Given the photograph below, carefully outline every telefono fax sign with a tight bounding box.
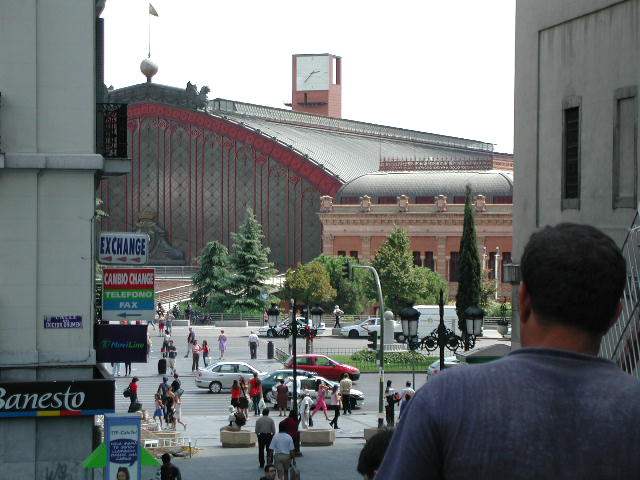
[102,268,155,322]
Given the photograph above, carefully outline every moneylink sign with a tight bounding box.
[102,268,155,322]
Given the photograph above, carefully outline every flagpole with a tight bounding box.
[148,9,151,58]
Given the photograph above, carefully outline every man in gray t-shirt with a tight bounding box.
[376,223,640,479]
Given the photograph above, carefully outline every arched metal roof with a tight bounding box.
[336,170,513,202]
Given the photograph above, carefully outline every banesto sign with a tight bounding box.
[0,380,114,417]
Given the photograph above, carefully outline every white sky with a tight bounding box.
[102,0,516,153]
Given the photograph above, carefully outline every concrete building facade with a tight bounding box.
[0,2,122,477]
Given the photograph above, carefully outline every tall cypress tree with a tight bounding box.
[226,208,275,312]
[455,184,482,331]
[191,241,230,311]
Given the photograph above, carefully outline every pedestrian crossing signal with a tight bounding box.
[367,331,377,351]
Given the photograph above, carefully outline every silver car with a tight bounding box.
[194,361,265,393]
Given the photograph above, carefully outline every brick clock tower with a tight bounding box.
[290,53,342,118]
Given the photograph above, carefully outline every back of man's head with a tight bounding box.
[279,423,287,433]
[357,429,395,479]
[521,223,625,333]
[161,453,171,465]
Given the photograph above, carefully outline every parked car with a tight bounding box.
[259,368,318,397]
[270,375,365,409]
[283,354,360,381]
[340,317,401,338]
[258,317,326,337]
[425,356,465,381]
[195,361,266,393]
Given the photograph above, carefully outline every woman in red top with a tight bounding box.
[231,379,242,408]
[127,377,139,413]
[249,372,263,416]
[202,340,210,367]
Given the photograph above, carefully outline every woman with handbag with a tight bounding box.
[126,377,139,413]
[202,340,210,366]
[231,380,242,409]
[239,377,250,418]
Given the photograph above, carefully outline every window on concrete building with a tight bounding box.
[501,252,512,282]
[413,251,422,266]
[378,196,396,204]
[337,250,346,257]
[349,251,359,259]
[424,251,435,271]
[613,87,637,208]
[449,252,459,282]
[415,196,435,204]
[453,196,466,204]
[562,98,581,209]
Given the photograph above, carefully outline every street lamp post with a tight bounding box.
[266,303,280,335]
[421,290,483,371]
[290,298,298,411]
[398,304,420,387]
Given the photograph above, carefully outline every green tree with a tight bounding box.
[455,184,482,330]
[226,208,276,312]
[313,254,371,314]
[371,226,447,313]
[191,241,231,311]
[280,262,336,309]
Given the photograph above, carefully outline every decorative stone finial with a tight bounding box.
[320,196,334,213]
[140,58,158,83]
[435,195,448,212]
[474,194,487,213]
[360,195,372,213]
[397,195,409,213]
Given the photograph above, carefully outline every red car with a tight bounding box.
[283,354,360,381]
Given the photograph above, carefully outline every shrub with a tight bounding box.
[351,349,425,365]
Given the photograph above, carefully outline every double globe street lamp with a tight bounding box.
[397,304,421,387]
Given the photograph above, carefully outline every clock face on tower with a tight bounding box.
[296,55,330,91]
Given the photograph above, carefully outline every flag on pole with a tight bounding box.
[149,3,159,16]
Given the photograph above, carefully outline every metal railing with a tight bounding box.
[600,207,640,377]
[96,103,128,158]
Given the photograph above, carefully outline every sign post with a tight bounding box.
[105,415,142,480]
[102,268,155,323]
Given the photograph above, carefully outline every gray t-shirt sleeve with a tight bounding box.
[375,382,442,479]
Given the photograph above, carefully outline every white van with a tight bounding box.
[413,305,462,339]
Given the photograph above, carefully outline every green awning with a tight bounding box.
[83,443,162,468]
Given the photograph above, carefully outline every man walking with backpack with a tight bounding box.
[184,327,195,358]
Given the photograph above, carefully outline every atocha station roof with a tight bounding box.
[336,170,513,204]
[107,83,505,186]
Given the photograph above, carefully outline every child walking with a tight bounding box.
[153,393,164,428]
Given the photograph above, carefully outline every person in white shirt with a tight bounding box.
[298,390,312,429]
[269,423,295,480]
[400,381,415,399]
[248,331,260,359]
[332,305,344,328]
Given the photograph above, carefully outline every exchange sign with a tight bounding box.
[102,268,155,322]
[98,233,149,265]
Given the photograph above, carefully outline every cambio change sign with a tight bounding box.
[102,268,155,322]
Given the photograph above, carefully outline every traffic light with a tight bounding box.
[367,330,378,351]
[342,259,352,280]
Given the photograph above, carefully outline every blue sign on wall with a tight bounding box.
[105,415,141,480]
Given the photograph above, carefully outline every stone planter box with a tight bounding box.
[220,428,257,447]
[300,428,335,446]
[364,427,387,441]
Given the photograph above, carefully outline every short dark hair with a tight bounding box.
[521,223,626,333]
[279,423,288,432]
[161,453,171,465]
[264,464,276,473]
[262,408,270,416]
[357,429,394,478]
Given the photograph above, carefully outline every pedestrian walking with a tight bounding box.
[384,380,401,427]
[146,334,152,361]
[276,378,289,416]
[126,376,140,413]
[250,372,263,416]
[202,339,210,366]
[400,380,415,399]
[218,329,228,359]
[280,409,301,457]
[184,327,196,358]
[124,361,132,377]
[255,408,276,468]
[159,317,165,337]
[157,376,171,418]
[191,340,202,372]
[112,362,121,377]
[153,393,164,428]
[340,373,352,414]
[398,392,412,422]
[332,305,344,328]
[328,385,342,429]
[172,391,187,430]
[260,464,278,480]
[166,340,177,375]
[165,313,173,336]
[239,378,250,418]
[248,330,260,359]
[310,380,330,423]
[185,304,192,322]
[298,390,312,429]
[376,223,640,479]
[231,379,242,408]
[160,452,182,480]
[161,332,171,357]
[269,424,295,480]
